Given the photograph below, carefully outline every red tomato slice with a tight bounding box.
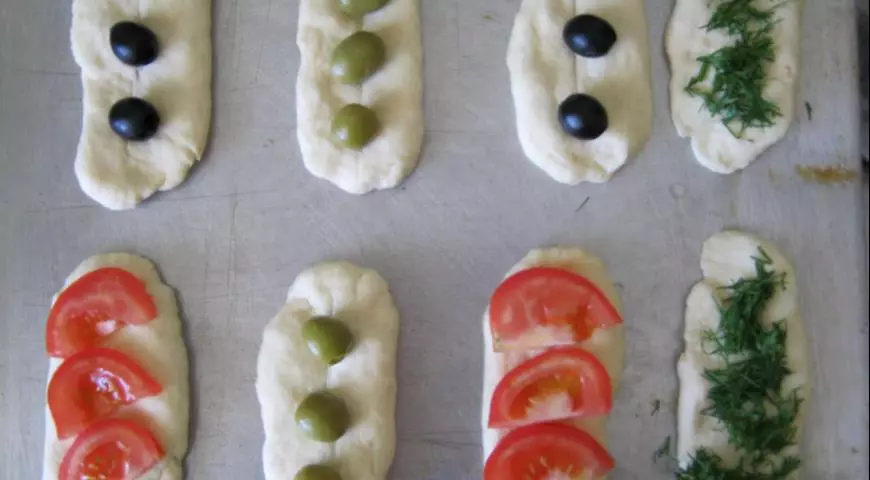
[484,422,615,480]
[489,267,622,352]
[48,348,162,440]
[488,346,612,429]
[46,267,158,358]
[58,418,165,480]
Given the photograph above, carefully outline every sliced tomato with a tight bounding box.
[48,347,162,440]
[484,422,615,480]
[46,267,157,358]
[489,267,622,352]
[488,346,612,429]
[58,418,165,480]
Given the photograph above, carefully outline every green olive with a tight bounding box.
[295,391,351,442]
[331,31,387,85]
[337,0,389,18]
[294,465,342,480]
[331,104,380,150]
[303,316,354,365]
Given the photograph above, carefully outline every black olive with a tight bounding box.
[109,97,160,141]
[558,94,608,140]
[110,22,159,66]
[563,15,617,58]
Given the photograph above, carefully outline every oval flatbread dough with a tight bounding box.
[256,262,400,480]
[71,0,212,210]
[42,254,189,480]
[296,0,423,194]
[666,0,802,173]
[507,0,653,184]
[678,231,809,475]
[481,247,625,471]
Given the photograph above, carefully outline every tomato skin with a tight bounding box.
[46,267,158,358]
[484,422,615,480]
[48,347,162,440]
[489,267,622,352]
[488,346,612,429]
[58,418,165,480]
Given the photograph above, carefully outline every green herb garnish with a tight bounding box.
[686,0,784,137]
[679,249,802,479]
[679,448,801,480]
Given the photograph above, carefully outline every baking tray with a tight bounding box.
[0,1,867,479]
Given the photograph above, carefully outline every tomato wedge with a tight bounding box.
[489,267,622,352]
[48,348,162,440]
[58,418,165,480]
[488,346,612,429]
[46,267,157,358]
[484,422,615,480]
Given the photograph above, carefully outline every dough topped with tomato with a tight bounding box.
[481,248,625,479]
[42,254,189,480]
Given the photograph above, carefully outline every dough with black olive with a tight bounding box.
[507,0,652,184]
[71,0,212,210]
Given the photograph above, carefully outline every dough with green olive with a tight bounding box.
[71,0,212,210]
[296,0,423,194]
[295,465,343,480]
[256,262,400,480]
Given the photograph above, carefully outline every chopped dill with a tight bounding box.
[679,249,802,479]
[686,0,784,137]
[677,448,800,480]
[703,0,780,36]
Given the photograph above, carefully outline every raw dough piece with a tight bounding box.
[666,0,803,173]
[296,0,424,194]
[42,254,189,480]
[481,247,625,467]
[71,0,212,210]
[678,231,809,475]
[256,262,400,480]
[507,0,653,184]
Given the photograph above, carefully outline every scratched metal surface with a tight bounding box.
[0,1,867,479]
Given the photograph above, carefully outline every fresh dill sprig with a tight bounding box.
[703,248,786,355]
[677,448,801,480]
[680,248,802,479]
[686,0,783,137]
[677,449,743,480]
[703,0,780,36]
